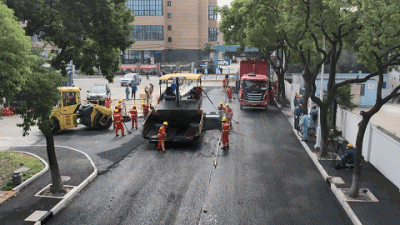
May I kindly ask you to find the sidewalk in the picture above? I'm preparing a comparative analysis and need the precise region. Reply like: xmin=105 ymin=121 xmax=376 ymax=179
xmin=280 ymin=105 xmax=400 ymax=224
xmin=0 ymin=145 xmax=96 ymax=225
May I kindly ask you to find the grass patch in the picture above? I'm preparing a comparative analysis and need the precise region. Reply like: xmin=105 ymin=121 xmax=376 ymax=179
xmin=0 ymin=151 xmax=44 ymax=191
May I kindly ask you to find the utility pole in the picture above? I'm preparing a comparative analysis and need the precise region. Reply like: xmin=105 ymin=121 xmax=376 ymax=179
xmin=315 ymin=38 xmax=325 ymax=150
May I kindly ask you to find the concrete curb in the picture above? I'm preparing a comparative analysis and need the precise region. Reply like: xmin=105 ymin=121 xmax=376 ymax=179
xmin=276 ymin=100 xmax=362 ymax=225
xmin=29 ymin=145 xmax=98 ymax=224
xmin=11 ymin=150 xmax=49 ymax=192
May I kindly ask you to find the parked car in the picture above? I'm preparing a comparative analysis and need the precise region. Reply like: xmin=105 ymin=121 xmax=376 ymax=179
xmin=120 ymin=73 xmax=141 ymax=86
xmin=218 ymin=59 xmax=228 ymax=66
xmin=86 ymin=84 xmax=111 ymax=104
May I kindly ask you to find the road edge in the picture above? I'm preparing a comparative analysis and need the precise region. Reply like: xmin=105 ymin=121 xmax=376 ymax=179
xmin=31 ymin=145 xmax=98 ymax=225
xmin=275 ymin=100 xmax=362 ymax=225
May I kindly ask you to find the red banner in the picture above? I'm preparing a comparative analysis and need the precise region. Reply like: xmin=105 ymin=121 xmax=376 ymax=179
xmin=120 ymin=64 xmax=160 ymax=69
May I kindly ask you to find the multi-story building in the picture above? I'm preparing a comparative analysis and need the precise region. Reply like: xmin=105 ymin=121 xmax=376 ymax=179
xmin=123 ymin=0 xmax=218 ymax=64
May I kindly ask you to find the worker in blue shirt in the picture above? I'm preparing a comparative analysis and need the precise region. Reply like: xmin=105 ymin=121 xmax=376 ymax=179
xmin=294 ymin=104 xmax=302 ymax=130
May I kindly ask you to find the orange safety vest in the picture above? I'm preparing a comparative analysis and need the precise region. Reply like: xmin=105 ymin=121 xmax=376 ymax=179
xmin=130 ymin=108 xmax=137 ymax=118
xmin=158 ymin=125 xmax=167 ymax=138
xmin=226 ymin=107 xmax=233 ymax=119
xmin=114 ymin=113 xmax=122 ymax=124
xmin=222 ymin=122 xmax=230 ymax=134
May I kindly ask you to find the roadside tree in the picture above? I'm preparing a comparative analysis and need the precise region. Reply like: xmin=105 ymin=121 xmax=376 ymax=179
xmin=5 ymin=0 xmax=135 ymax=83
xmin=0 ymin=2 xmax=35 ymax=105
xmin=16 ymin=53 xmax=65 ymax=194
xmin=337 ymin=0 xmax=400 ymax=198
xmin=218 ymin=0 xmax=291 ymax=106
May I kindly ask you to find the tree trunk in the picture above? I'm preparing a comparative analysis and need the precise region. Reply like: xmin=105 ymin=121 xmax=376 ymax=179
xmin=349 ymin=116 xmax=370 ymax=198
xmin=44 ymin=133 xmax=65 ymax=194
xmin=278 ymin=74 xmax=287 ymax=106
xmin=319 ymin=105 xmax=330 ymax=158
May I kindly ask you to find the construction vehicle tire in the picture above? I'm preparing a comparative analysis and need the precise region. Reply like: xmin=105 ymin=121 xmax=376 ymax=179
xmin=51 ymin=118 xmax=60 ymax=134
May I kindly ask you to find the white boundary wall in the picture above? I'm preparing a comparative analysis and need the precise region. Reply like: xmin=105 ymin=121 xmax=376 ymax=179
xmin=337 ymin=107 xmax=400 ymax=191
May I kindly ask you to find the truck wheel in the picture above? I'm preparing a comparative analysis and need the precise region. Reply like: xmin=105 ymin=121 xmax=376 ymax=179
xmin=51 ymin=118 xmax=60 ymax=134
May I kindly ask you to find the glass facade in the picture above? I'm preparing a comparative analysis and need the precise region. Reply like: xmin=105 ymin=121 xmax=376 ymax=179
xmin=123 ymin=50 xmax=162 ymax=64
xmin=208 ymin=6 xmax=217 ymax=20
xmin=126 ymin=0 xmax=163 ymax=16
xmin=132 ymin=25 xmax=164 ymax=41
xmin=209 ymin=28 xmax=217 ymax=41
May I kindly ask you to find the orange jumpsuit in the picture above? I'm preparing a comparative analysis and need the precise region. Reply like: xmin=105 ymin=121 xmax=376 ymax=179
xmin=222 ymin=79 xmax=226 ymax=90
xmin=143 ymin=104 xmax=150 ymax=118
xmin=225 ymin=106 xmax=233 ymax=124
xmin=226 ymin=87 xmax=233 ymax=101
xmin=113 ymin=109 xmax=118 ymax=129
xmin=222 ymin=122 xmax=230 ymax=149
xmin=157 ymin=125 xmax=167 ymax=151
xmin=105 ymin=98 xmax=112 ymax=109
xmin=130 ymin=108 xmax=138 ymax=129
xmin=114 ymin=113 xmax=124 ymax=136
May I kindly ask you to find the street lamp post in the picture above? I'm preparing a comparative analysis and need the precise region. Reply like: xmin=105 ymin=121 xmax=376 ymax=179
xmin=315 ymin=38 xmax=325 ymax=150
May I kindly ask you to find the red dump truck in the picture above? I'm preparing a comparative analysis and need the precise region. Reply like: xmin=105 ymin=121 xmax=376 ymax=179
xmin=238 ymin=60 xmax=271 ymax=110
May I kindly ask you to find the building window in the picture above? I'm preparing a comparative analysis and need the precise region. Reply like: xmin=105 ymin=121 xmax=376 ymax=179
xmin=168 ymin=25 xmax=172 ymax=30
xmin=167 ymin=13 xmax=172 ymax=18
xmin=360 ymin=84 xmax=365 ymax=96
xmin=126 ymin=0 xmax=163 ymax=16
xmin=168 ymin=37 xmax=172 ymax=42
xmin=132 ymin=25 xmax=164 ymax=41
xmin=209 ymin=28 xmax=217 ymax=41
xmin=208 ymin=6 xmax=217 ymax=20
xmin=167 ymin=1 xmax=171 ymax=6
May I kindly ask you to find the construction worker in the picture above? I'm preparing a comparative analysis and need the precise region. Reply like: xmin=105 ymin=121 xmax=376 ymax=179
xmin=113 ymin=104 xmax=119 ymax=129
xmin=142 ymin=102 xmax=149 ymax=118
xmin=222 ymin=78 xmax=227 ymax=91
xmin=225 ymin=103 xmax=233 ymax=125
xmin=226 ymin=85 xmax=233 ymax=101
xmin=105 ymin=96 xmax=112 ymax=109
xmin=335 ymin=143 xmax=355 ymax=169
xmin=130 ymin=105 xmax=138 ymax=129
xmin=294 ymin=91 xmax=300 ymax=107
xmin=118 ymin=99 xmax=123 ymax=112
xmin=221 ymin=117 xmax=230 ymax=150
xmin=157 ymin=121 xmax=168 ymax=152
xmin=113 ymin=109 xmax=125 ymax=137
xmin=294 ymin=104 xmax=302 ymax=130
xmin=218 ymin=102 xmax=226 ymax=116
xmin=301 ymin=111 xmax=310 ymax=142
xmin=125 ymin=84 xmax=130 ymax=99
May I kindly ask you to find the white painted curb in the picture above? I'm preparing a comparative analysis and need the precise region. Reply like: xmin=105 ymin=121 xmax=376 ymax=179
xmin=11 ymin=151 xmax=49 ymax=192
xmin=30 ymin=145 xmax=98 ymax=216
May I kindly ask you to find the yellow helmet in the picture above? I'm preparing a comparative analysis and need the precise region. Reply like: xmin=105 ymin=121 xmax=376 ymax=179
xmin=222 ymin=117 xmax=227 ymax=122
xmin=347 ymin=143 xmax=354 ymax=148
xmin=225 ymin=103 xmax=229 ymax=107
xmin=163 ymin=121 xmax=168 ymax=125
xmin=133 ymin=105 xmax=137 ymax=108
xmin=141 ymin=102 xmax=145 ymax=105
xmin=115 ymin=109 xmax=119 ymax=113
xmin=200 ymin=84 xmax=203 ymax=88
xmin=295 ymin=91 xmax=298 ymax=94
xmin=119 ymin=99 xmax=122 ymax=102
xmin=115 ymin=104 xmax=119 ymax=108
xmin=220 ymin=102 xmax=223 ymax=105
xmin=228 ymin=85 xmax=230 ymax=87
xmin=299 ymin=94 xmax=303 ymax=97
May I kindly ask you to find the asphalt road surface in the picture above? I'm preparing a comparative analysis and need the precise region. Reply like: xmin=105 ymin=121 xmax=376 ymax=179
xmin=44 ymin=87 xmax=351 ymax=225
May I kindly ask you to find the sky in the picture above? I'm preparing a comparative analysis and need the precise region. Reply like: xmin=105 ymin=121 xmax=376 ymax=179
xmin=218 ymin=0 xmax=234 ymax=7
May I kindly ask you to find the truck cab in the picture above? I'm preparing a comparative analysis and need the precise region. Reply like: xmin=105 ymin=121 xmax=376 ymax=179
xmin=51 ymin=87 xmax=81 ymax=132
xmin=240 ymin=73 xmax=270 ymax=109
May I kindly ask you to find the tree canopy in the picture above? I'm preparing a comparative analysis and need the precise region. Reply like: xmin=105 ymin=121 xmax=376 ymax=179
xmin=0 ymin=2 xmax=35 ymax=104
xmin=6 ymin=0 xmax=135 ymax=82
